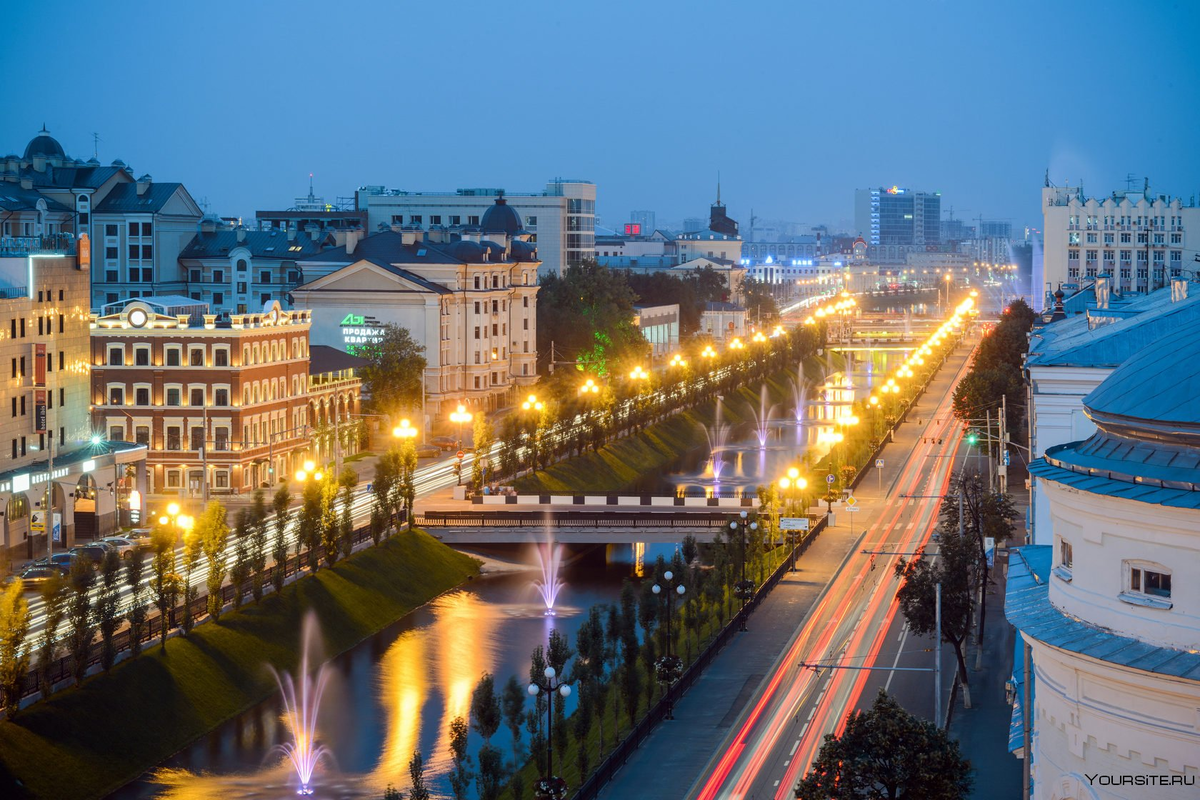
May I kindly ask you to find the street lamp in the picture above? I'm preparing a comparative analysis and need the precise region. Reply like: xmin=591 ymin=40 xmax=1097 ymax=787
xmin=449 ymin=403 xmax=472 ymax=453
xmin=294 ymin=459 xmax=324 ymax=483
xmin=392 ymin=418 xmax=418 ymax=440
xmin=701 ymin=345 xmax=717 ymax=362
xmin=522 ymin=394 xmax=544 ymax=412
xmin=669 ymin=354 xmax=687 ymax=369
xmin=528 ymin=665 xmax=572 ymax=798
xmin=578 ymin=378 xmax=600 ymax=396
xmin=729 ymin=510 xmax=758 ymax=631
xmin=652 ymin=570 xmax=687 ymax=719
xmin=778 ymin=468 xmax=807 ymax=572
xmin=728 ymin=337 xmax=745 ymax=351
xmin=628 ymin=365 xmax=650 ymax=382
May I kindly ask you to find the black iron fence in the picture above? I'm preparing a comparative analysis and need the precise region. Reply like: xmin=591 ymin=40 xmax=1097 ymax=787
xmin=417 ymin=510 xmax=733 ymax=529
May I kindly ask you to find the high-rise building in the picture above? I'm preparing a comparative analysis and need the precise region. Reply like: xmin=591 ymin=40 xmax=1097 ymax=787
xmin=1040 ymin=183 xmax=1198 ymax=302
xmin=356 ymin=179 xmax=594 ymax=277
xmin=854 ymin=186 xmax=942 ymax=246
xmin=629 ymin=210 xmax=656 ymax=235
xmin=1 ymin=237 xmax=147 ymax=557
xmin=978 ymin=219 xmax=1012 ymax=239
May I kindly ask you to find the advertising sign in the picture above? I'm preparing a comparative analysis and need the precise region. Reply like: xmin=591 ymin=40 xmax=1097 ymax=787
xmin=34 ymin=389 xmax=47 ymax=433
xmin=340 ymin=313 xmax=385 ymax=355
xmin=34 ymin=343 xmax=46 ymax=386
xmin=780 ymin=517 xmax=810 ymax=531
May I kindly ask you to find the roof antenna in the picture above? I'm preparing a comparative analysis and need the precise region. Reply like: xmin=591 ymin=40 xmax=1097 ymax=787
xmin=308 ymin=172 xmax=315 ymax=203
xmin=92 ymin=132 xmax=101 ymax=159
xmin=717 ymin=171 xmax=721 ymax=206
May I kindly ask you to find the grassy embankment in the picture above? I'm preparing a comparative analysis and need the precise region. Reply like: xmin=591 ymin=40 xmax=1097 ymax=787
xmin=513 ymin=354 xmax=835 ymax=494
xmin=0 ymin=530 xmax=479 ymax=800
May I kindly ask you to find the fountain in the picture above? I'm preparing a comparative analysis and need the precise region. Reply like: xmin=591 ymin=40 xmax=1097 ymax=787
xmin=702 ymin=397 xmax=730 ymax=487
xmin=749 ymin=385 xmax=777 ymax=448
xmin=792 ymin=366 xmax=808 ymax=424
xmin=533 ymin=539 xmax=565 ymax=615
xmin=270 ymin=614 xmax=331 ymax=796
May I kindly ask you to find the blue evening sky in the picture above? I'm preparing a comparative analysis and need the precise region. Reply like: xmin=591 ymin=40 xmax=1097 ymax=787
xmin=4 ymin=0 xmax=1199 ymax=233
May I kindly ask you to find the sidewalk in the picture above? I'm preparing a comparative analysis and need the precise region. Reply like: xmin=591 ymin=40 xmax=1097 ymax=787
xmin=946 ymin=474 xmax=1028 ymax=799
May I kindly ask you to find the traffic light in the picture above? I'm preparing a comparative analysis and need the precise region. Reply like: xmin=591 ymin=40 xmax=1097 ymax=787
xmin=966 ymin=430 xmax=979 ymax=446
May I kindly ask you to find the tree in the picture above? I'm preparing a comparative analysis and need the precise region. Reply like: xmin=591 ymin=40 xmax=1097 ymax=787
xmin=125 ymin=545 xmax=147 ymax=657
xmin=894 ymin=524 xmax=977 ymax=708
xmin=546 ymin=629 xmax=574 ymax=763
xmin=298 ymin=476 xmax=325 ymax=573
xmin=272 ymin=482 xmax=292 ymax=592
xmin=372 ymin=452 xmax=397 ymax=542
xmin=67 ymin=556 xmax=96 ymax=684
xmin=574 ymin=606 xmax=608 ymax=758
xmin=229 ymin=509 xmax=251 ymax=611
xmin=181 ymin=518 xmax=202 ymax=633
xmin=447 ymin=715 xmax=472 ymax=800
xmin=795 ymin=690 xmax=972 ymax=800
xmin=151 ymin=522 xmax=180 ymax=648
xmin=0 ymin=579 xmax=31 ymax=716
xmin=97 ymin=548 xmax=122 ymax=671
xmin=397 ymin=439 xmax=417 ymax=530
xmin=197 ymin=500 xmax=230 ymax=621
xmin=536 ymin=259 xmax=649 ymax=376
xmin=681 ymin=533 xmax=699 ymax=568
xmin=741 ymin=276 xmax=780 ymax=324
xmin=618 ymin=582 xmax=642 ymax=725
xmin=407 ymin=749 xmax=430 ymax=800
xmin=37 ymin=572 xmax=68 ymax=698
xmin=472 ymin=415 xmax=494 ymax=491
xmin=319 ymin=475 xmax=341 ymax=567
xmin=637 ymin=577 xmax=659 ymax=704
xmin=476 ymin=742 xmax=505 ymax=800
xmin=339 ymin=466 xmax=357 ymax=559
xmin=501 ymin=674 xmax=527 ymax=767
xmin=249 ymin=489 xmax=269 ymax=603
xmin=471 ymin=672 xmax=502 ymax=743
xmin=358 ymin=323 xmax=427 ymax=418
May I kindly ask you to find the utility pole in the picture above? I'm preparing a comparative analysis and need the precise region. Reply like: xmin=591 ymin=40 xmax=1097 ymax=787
xmin=935 ymin=580 xmax=942 ymax=726
xmin=986 ymin=410 xmax=995 ymax=491
xmin=1000 ymin=394 xmax=1008 ymax=494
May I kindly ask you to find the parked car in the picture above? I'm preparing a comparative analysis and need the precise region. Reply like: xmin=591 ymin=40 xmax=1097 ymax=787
xmin=431 ymin=436 xmax=457 ymax=452
xmin=8 ymin=566 xmax=62 ymax=590
xmin=99 ymin=537 xmax=138 ymax=560
xmin=121 ymin=528 xmax=155 ymax=550
xmin=69 ymin=544 xmax=112 ymax=565
xmin=415 ymin=444 xmax=440 ymax=459
xmin=33 ymin=552 xmax=77 ymax=574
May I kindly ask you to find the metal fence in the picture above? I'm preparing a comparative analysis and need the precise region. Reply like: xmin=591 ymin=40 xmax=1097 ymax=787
xmin=18 ymin=520 xmax=379 ymax=699
xmin=417 ymin=511 xmax=733 ymax=529
xmin=569 ymin=514 xmax=829 ymax=800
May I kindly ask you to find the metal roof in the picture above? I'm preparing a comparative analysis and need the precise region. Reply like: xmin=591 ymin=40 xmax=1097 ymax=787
xmin=1083 ymin=316 xmax=1200 ymax=426
xmin=0 ymin=183 xmax=73 ymax=212
xmin=93 ymin=182 xmax=185 ymax=214
xmin=300 ymin=230 xmax=531 ymax=267
xmin=179 ymin=230 xmax=322 ymax=260
xmin=308 ymin=344 xmax=369 ymax=375
xmin=1029 ymin=456 xmax=1200 ymax=508
xmin=1005 ymin=545 xmax=1200 ymax=680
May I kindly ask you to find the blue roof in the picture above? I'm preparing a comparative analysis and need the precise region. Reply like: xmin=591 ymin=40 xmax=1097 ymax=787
xmin=1005 ymin=546 xmax=1200 ymax=681
xmin=1007 ymin=630 xmax=1031 ymax=754
xmin=93 ymin=182 xmax=186 ymax=214
xmin=180 ymin=229 xmax=323 ymax=260
xmin=1027 ymin=286 xmax=1200 ymax=368
xmin=1082 ymin=316 xmax=1200 ymax=427
xmin=1029 ymin=456 xmax=1200 ymax=507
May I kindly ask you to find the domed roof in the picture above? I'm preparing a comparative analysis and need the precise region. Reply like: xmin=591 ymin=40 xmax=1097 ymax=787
xmin=510 ymin=239 xmax=538 ymax=261
xmin=1084 ymin=316 xmax=1200 ymax=435
xmin=480 ymin=196 xmax=523 ymax=234
xmin=446 ymin=240 xmax=486 ymax=263
xmin=23 ymin=126 xmax=66 ymax=160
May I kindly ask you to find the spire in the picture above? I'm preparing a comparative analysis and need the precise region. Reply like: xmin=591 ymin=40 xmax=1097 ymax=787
xmin=308 ymin=172 xmax=315 ymax=203
xmin=717 ymin=171 xmax=721 ymax=206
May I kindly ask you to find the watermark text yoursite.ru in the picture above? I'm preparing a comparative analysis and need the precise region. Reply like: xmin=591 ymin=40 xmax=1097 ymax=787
xmin=1085 ymin=774 xmax=1195 ymax=787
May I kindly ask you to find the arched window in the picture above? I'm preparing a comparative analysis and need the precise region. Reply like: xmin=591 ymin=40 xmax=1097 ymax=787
xmin=7 ymin=493 xmax=29 ymax=521
xmin=236 ymin=258 xmax=248 ymax=272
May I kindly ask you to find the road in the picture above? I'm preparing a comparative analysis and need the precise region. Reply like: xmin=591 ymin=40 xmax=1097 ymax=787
xmin=690 ymin=333 xmax=978 ymax=800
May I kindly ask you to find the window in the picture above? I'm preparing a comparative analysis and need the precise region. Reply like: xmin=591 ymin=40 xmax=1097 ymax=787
xmin=449 ymin=215 xmax=461 ymax=225
xmin=523 ymin=296 xmax=529 ymax=308
xmin=474 ymin=275 xmax=481 ymax=290
xmin=213 ymin=269 xmax=224 ymax=283
xmin=166 ymin=387 xmax=181 ymax=406
xmin=215 ymin=427 xmax=229 ymax=451
xmin=166 ymin=426 xmax=181 ymax=450
xmin=105 ymin=224 xmax=118 ymax=237
xmin=190 ymin=427 xmax=204 ymax=450
xmin=165 ymin=346 xmax=181 ymax=366
xmin=166 ymin=469 xmax=181 ymax=489
xmin=108 ymin=386 xmax=124 ymax=405
xmin=135 ymin=426 xmax=150 ymax=446
xmin=108 ymin=346 xmax=123 ymax=366
xmin=474 ymin=326 xmax=480 ymax=339
xmin=215 ymin=388 xmax=229 ymax=406
xmin=105 ymin=247 xmax=119 ymax=261
xmin=109 ymin=425 xmax=124 ymax=442
xmin=468 ymin=215 xmax=479 ymax=226
xmin=214 ymin=348 xmax=228 ymax=367
xmin=1054 ymin=538 xmax=1073 ymax=581
xmin=135 ymin=387 xmax=150 ymax=406
xmin=190 ymin=269 xmax=201 ymax=283
xmin=213 ymin=293 xmax=224 ymax=306
xmin=527 ymin=215 xmax=537 ymax=226
xmin=134 ymin=346 xmax=150 ymax=366
xmin=1121 ymin=562 xmax=1173 ymax=609
xmin=190 ymin=388 xmax=204 ymax=406
xmin=214 ymin=470 xmax=229 ymax=489
xmin=430 ymin=215 xmax=441 ymax=225
xmin=260 ymin=270 xmax=271 ymax=284
xmin=237 ymin=282 xmax=247 ymax=293
xmin=189 ymin=347 xmax=204 ymax=366
xmin=474 ymin=301 xmax=481 ymax=314
xmin=236 ymin=258 xmax=248 ymax=272
xmin=411 ymin=215 xmax=422 ymax=224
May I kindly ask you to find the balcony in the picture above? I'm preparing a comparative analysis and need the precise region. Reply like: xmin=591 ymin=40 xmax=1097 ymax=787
xmin=0 ymin=234 xmax=77 ymax=257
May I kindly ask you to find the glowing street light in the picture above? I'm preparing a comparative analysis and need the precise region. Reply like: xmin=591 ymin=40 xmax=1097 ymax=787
xmin=393 ymin=418 xmax=418 ymax=439
xmin=669 ymin=354 xmax=688 ymax=368
xmin=522 ymin=394 xmax=544 ymax=412
xmin=579 ymin=378 xmax=600 ymax=396
xmin=728 ymin=338 xmax=745 ymax=351
xmin=449 ymin=403 xmax=473 ymax=450
xmin=629 ymin=365 xmax=650 ymax=381
xmin=701 ymin=345 xmax=717 ymax=360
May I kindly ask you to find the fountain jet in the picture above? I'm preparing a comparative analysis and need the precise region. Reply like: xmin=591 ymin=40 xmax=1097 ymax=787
xmin=533 ymin=539 xmax=565 ymax=615
xmin=749 ymin=385 xmax=777 ymax=448
xmin=270 ymin=614 xmax=330 ymax=795
xmin=703 ymin=397 xmax=730 ymax=485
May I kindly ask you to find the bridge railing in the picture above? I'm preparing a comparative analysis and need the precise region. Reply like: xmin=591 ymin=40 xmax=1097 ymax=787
xmin=416 ymin=510 xmax=732 ymax=528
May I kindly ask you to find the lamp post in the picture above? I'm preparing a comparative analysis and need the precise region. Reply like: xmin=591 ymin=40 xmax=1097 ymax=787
xmin=528 ymin=666 xmax=572 ymax=799
xmin=449 ymin=404 xmax=472 ymax=484
xmin=730 ymin=510 xmax=758 ymax=631
xmin=652 ymin=570 xmax=687 ymax=719
xmin=778 ymin=469 xmax=807 ymax=572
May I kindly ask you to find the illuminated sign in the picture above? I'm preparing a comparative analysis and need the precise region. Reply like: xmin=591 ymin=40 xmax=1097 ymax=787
xmin=34 ymin=390 xmax=47 ymax=433
xmin=340 ymin=312 xmax=384 ymax=355
xmin=624 ymin=223 xmax=642 ymax=236
xmin=12 ymin=473 xmax=30 ymax=492
xmin=78 ymin=233 xmax=90 ymax=270
xmin=34 ymin=343 xmax=46 ymax=386
xmin=885 ymin=185 xmax=906 ymax=195
xmin=82 ymin=459 xmax=96 ymax=473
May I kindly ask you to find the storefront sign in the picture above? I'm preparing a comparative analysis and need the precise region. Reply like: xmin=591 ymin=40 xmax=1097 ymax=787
xmin=34 ymin=343 xmax=46 ymax=386
xmin=340 ymin=312 xmax=385 ymax=354
xmin=34 ymin=389 xmax=47 ymax=433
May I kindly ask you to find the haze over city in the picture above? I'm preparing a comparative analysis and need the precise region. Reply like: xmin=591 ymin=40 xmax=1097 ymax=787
xmin=5 ymin=0 xmax=1200 ymax=229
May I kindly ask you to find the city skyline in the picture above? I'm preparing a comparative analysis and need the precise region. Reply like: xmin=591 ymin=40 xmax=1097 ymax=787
xmin=5 ymin=0 xmax=1199 ymax=234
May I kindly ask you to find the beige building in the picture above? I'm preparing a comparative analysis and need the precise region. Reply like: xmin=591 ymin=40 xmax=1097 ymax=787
xmin=293 ymin=198 xmax=540 ymax=417
xmin=1 ymin=239 xmax=147 ymax=560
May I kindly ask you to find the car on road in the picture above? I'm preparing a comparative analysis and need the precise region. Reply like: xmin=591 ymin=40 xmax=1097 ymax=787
xmin=99 ymin=536 xmax=138 ymax=560
xmin=33 ymin=552 xmax=77 ymax=574
xmin=415 ymin=444 xmax=440 ymax=459
xmin=4 ymin=566 xmax=62 ymax=590
xmin=69 ymin=544 xmax=113 ymax=565
xmin=430 ymin=436 xmax=457 ymax=451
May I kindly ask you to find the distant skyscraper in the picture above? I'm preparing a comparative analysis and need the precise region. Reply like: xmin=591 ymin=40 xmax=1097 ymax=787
xmin=979 ymin=220 xmax=1012 ymax=239
xmin=854 ymin=186 xmax=941 ymax=246
xmin=682 ymin=217 xmax=706 ymax=233
xmin=630 ymin=210 xmax=655 ymax=235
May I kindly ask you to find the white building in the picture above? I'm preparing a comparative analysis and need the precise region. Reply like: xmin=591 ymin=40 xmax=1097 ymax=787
xmin=1008 ymin=317 xmax=1200 ymax=799
xmin=632 ymin=304 xmax=679 ymax=358
xmin=700 ymin=301 xmax=746 ymax=341
xmin=356 ymin=180 xmax=594 ymax=278
xmin=292 ymin=199 xmax=539 ymax=415
xmin=1024 ymin=280 xmax=1200 ymax=544
xmin=1040 ymin=183 xmax=1198 ymax=302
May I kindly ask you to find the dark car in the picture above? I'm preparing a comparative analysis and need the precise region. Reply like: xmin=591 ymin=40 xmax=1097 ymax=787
xmin=69 ymin=545 xmax=112 ymax=565
xmin=12 ymin=566 xmax=61 ymax=590
xmin=431 ymin=435 xmax=457 ymax=452
xmin=33 ymin=552 xmax=77 ymax=574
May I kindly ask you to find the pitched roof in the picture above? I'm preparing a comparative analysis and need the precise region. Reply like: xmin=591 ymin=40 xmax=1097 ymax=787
xmin=1006 ymin=545 xmax=1200 ymax=680
xmin=180 ymin=229 xmax=323 ymax=260
xmin=308 ymin=344 xmax=370 ymax=375
xmin=93 ymin=182 xmax=186 ymax=214
xmin=300 ymin=229 xmax=530 ymax=267
xmin=21 ymin=164 xmax=126 ymax=190
xmin=297 ymin=257 xmax=452 ymax=296
xmin=0 ymin=183 xmax=72 ymax=212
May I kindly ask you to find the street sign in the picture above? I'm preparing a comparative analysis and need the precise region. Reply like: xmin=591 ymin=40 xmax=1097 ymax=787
xmin=826 ymin=474 xmax=835 ymax=484
xmin=780 ymin=517 xmax=810 ymax=531
xmin=984 ymin=537 xmax=995 ymax=568
xmin=845 ymin=496 xmax=857 ymax=507
xmin=456 ymin=450 xmax=465 ymax=460
xmin=875 ymin=458 xmax=884 ymax=469
xmin=1003 ymin=450 xmax=1010 ymax=466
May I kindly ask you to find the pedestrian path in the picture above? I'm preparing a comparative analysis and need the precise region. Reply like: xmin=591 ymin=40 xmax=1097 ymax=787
xmin=597 ymin=343 xmax=975 ymax=800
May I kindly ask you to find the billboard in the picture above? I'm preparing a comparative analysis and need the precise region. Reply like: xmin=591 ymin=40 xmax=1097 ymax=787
xmin=624 ymin=223 xmax=642 ymax=236
xmin=34 ymin=389 xmax=47 ymax=433
xmin=34 ymin=343 xmax=46 ymax=386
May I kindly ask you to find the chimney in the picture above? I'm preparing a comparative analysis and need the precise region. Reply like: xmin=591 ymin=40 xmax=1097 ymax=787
xmin=427 ymin=226 xmax=444 ymax=244
xmin=1171 ymin=277 xmax=1189 ymax=303
xmin=346 ymin=229 xmax=361 ymax=255
xmin=401 ymin=229 xmax=419 ymax=246
xmin=236 ymin=226 xmax=246 ymax=243
xmin=136 ymin=174 xmax=152 ymax=196
xmin=20 ymin=177 xmax=33 ymax=190
xmin=1094 ymin=276 xmax=1109 ymax=310
xmin=32 ymin=154 xmax=46 ymax=173
xmin=287 ymin=223 xmax=297 ymax=242
xmin=390 ymin=222 xmax=404 ymax=234
xmin=200 ymin=216 xmax=217 ymax=234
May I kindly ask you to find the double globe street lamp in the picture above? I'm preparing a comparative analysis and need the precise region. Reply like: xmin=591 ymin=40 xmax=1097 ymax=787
xmin=729 ymin=510 xmax=758 ymax=631
xmin=652 ymin=570 xmax=687 ymax=719
xmin=528 ymin=666 xmax=572 ymax=800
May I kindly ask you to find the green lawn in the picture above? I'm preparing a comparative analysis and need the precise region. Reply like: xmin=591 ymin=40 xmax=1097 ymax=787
xmin=0 ymin=530 xmax=479 ymax=800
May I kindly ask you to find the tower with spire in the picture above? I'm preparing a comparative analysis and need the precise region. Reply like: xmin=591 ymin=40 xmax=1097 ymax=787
xmin=708 ymin=172 xmax=739 ymax=236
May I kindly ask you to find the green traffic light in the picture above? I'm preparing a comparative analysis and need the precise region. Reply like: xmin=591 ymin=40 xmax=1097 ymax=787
xmin=966 ymin=432 xmax=978 ymax=445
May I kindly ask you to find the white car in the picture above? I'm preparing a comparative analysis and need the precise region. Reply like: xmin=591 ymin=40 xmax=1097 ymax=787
xmin=99 ymin=537 xmax=138 ymax=560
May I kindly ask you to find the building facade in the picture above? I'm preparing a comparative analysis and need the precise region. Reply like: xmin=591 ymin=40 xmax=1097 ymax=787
xmin=90 ymin=299 xmax=359 ymax=496
xmin=1041 ymin=184 xmax=1198 ymax=300
xmin=356 ymin=180 xmax=594 ymax=278
xmin=1 ymin=238 xmax=147 ymax=558
xmin=293 ymin=199 xmax=539 ymax=416
xmin=1009 ymin=318 xmax=1200 ymax=799
xmin=632 ymin=304 xmax=679 ymax=358
xmin=855 ymin=186 xmax=942 ymax=246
